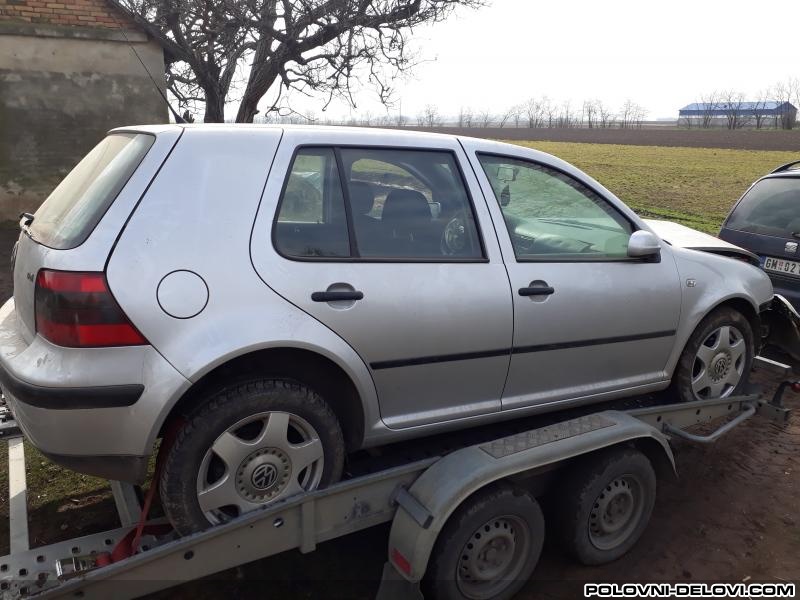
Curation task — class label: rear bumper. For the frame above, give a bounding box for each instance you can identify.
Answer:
[39,450,150,482]
[0,297,190,483]
[0,363,143,409]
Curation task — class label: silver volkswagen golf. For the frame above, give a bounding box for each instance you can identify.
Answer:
[0,125,773,534]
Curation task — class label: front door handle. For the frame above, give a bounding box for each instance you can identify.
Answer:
[311,290,364,302]
[518,286,555,297]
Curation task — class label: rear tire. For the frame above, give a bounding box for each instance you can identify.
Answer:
[672,307,754,403]
[554,448,655,566]
[160,378,345,536]
[423,483,545,600]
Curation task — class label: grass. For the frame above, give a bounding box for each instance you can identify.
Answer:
[504,141,799,233]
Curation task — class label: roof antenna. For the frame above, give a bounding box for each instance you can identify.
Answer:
[108,5,185,124]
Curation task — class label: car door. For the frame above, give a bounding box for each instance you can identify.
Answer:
[464,143,682,409]
[251,130,513,429]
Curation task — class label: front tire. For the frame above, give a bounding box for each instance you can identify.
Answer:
[672,307,754,402]
[160,379,345,536]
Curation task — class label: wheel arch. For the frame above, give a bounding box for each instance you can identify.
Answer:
[154,346,366,452]
[668,294,762,380]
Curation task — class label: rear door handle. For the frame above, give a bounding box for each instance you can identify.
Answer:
[518,286,555,296]
[311,291,364,302]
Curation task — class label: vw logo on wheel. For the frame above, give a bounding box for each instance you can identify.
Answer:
[251,463,279,491]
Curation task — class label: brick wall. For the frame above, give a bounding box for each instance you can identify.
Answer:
[0,0,137,30]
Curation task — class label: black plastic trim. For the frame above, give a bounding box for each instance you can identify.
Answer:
[311,290,364,302]
[0,363,143,409]
[370,347,510,370]
[369,329,676,370]
[512,330,676,354]
[518,286,555,296]
[41,450,148,483]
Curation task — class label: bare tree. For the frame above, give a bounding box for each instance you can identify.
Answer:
[477,108,494,128]
[497,105,519,128]
[752,89,771,129]
[583,100,597,128]
[719,90,747,129]
[417,104,442,128]
[556,100,573,128]
[596,101,614,128]
[773,78,800,130]
[457,106,474,127]
[113,0,484,123]
[512,104,524,128]
[523,97,545,128]
[544,100,558,128]
[697,91,721,129]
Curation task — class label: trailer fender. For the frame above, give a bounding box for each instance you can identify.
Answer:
[386,410,674,582]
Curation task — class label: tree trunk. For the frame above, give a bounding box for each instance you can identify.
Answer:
[236,95,260,123]
[203,88,225,123]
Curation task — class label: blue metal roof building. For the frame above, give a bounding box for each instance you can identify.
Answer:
[678,101,797,116]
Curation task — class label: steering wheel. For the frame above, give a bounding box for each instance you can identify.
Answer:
[441,215,469,256]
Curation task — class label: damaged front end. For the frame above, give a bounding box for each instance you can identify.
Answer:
[761,295,800,369]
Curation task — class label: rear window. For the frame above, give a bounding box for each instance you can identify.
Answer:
[725,177,800,239]
[30,133,155,249]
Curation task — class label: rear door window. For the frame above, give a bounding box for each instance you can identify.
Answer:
[274,148,351,258]
[30,133,155,249]
[725,178,800,238]
[340,148,483,259]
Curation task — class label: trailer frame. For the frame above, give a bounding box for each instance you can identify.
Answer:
[0,355,795,600]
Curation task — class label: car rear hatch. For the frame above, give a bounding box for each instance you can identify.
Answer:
[11,127,182,343]
[719,176,800,284]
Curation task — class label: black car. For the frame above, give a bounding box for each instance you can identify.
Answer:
[719,160,800,311]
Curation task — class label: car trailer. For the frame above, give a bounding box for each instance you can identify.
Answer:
[0,356,796,600]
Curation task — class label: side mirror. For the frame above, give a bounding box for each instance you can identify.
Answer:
[627,230,661,260]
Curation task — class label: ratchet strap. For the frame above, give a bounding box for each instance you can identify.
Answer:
[94,420,183,566]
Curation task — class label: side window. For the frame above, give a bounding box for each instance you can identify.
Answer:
[274,148,351,258]
[477,154,632,260]
[340,148,483,259]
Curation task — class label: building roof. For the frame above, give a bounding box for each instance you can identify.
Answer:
[679,101,797,114]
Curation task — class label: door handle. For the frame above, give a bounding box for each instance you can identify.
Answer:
[518,286,555,297]
[311,290,364,302]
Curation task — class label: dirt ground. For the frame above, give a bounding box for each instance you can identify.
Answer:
[407,126,800,151]
[0,225,798,599]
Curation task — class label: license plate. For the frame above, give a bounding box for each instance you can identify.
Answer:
[764,256,800,277]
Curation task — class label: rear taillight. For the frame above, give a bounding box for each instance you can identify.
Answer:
[35,270,147,348]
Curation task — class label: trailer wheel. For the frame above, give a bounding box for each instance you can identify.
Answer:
[423,483,544,600]
[555,447,656,566]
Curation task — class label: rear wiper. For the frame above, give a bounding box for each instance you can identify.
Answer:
[19,212,34,239]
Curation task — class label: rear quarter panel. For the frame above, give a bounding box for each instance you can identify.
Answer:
[106,128,382,449]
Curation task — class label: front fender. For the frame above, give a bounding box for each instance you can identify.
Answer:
[665,247,773,375]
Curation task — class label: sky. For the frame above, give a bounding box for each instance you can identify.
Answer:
[284,0,800,122]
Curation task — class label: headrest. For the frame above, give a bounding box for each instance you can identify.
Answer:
[382,189,431,223]
[349,181,375,216]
